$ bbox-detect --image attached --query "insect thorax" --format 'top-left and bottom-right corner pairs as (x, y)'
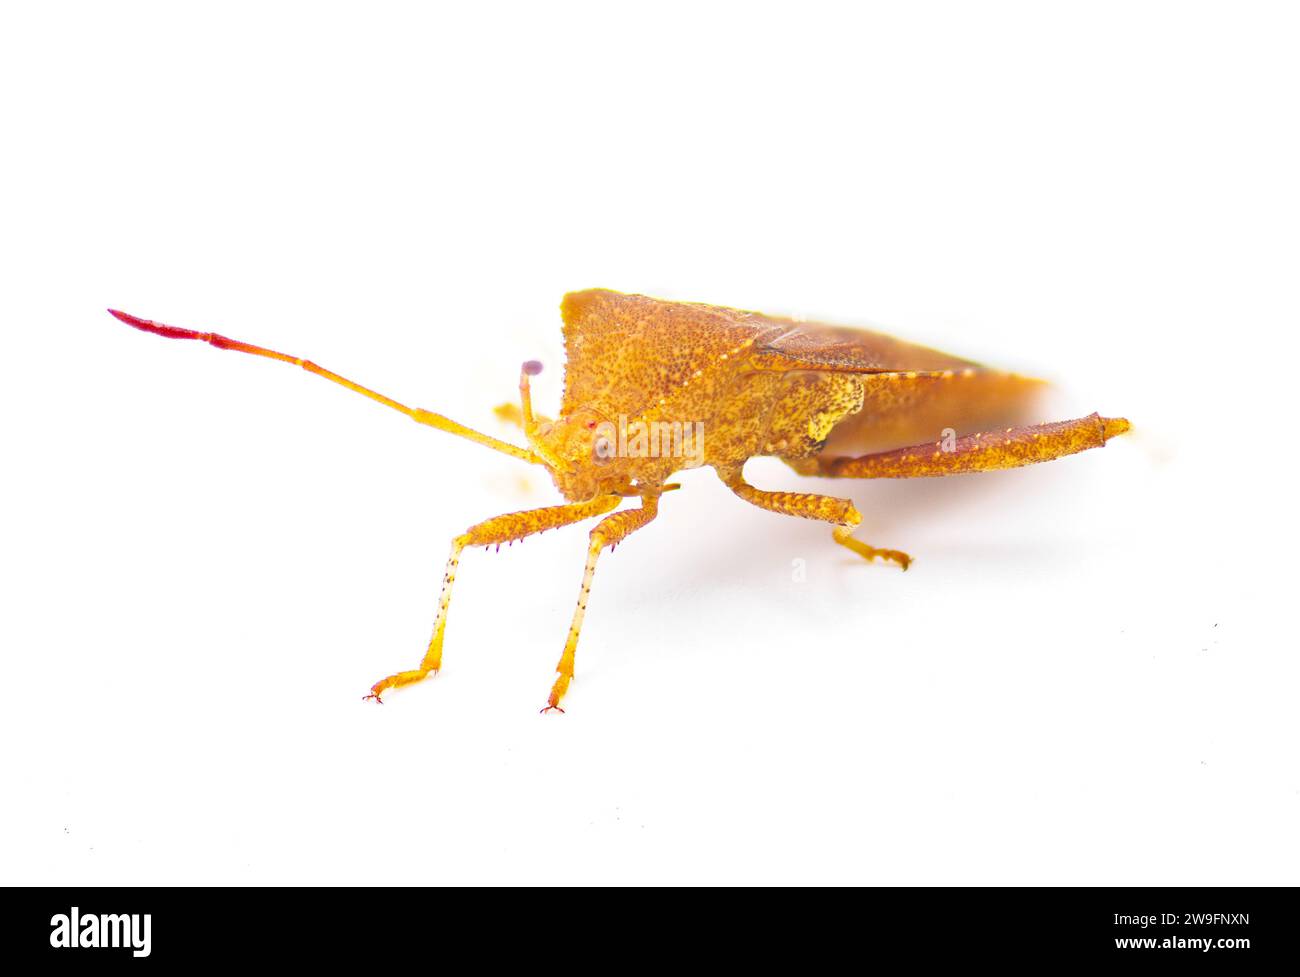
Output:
(704, 369), (867, 464)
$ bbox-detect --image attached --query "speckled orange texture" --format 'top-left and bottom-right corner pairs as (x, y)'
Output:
(363, 494), (623, 704)
(818, 413), (1131, 479)
(110, 291), (1129, 711)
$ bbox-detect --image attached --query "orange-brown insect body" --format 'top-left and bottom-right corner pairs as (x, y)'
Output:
(534, 290), (1076, 496)
(537, 290), (870, 500)
(110, 290), (1129, 712)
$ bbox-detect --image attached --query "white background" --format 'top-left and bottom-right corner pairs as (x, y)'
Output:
(2, 1), (1296, 886)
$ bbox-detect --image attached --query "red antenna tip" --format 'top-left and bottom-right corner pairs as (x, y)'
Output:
(107, 308), (147, 328)
(107, 308), (204, 341)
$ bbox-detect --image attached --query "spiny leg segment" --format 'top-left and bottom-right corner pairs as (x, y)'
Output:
(108, 309), (539, 464)
(814, 413), (1131, 478)
(747, 414), (1129, 568)
(364, 495), (623, 702)
(543, 495), (661, 713)
(719, 469), (911, 570)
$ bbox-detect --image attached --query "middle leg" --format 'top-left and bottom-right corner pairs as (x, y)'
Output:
(717, 467), (911, 570)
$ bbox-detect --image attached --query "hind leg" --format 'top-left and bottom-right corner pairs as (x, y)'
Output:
(814, 413), (1130, 478)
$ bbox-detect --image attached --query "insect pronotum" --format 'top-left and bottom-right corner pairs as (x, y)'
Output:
(110, 289), (1130, 712)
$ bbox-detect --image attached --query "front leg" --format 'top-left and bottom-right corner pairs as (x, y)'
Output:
(718, 467), (911, 570)
(365, 495), (621, 702)
(543, 494), (661, 713)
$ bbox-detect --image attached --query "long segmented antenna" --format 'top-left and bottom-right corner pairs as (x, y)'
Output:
(108, 309), (542, 465)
